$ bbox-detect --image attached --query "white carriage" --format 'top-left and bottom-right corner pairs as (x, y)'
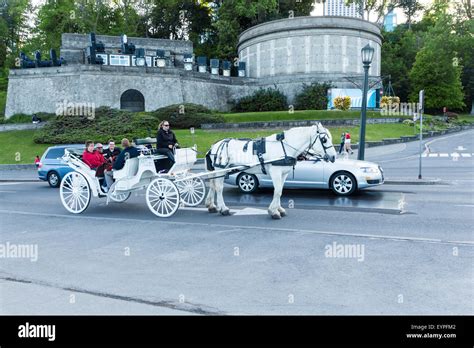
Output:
(59, 146), (206, 218)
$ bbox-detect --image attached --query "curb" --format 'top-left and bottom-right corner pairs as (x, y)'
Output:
(384, 179), (450, 185)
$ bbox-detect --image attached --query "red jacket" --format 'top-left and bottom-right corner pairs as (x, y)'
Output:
(82, 150), (105, 169)
(345, 133), (351, 139)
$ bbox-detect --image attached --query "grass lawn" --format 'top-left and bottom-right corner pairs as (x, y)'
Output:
(175, 123), (419, 153)
(0, 122), (458, 164)
(458, 114), (474, 123)
(219, 109), (411, 123)
(0, 130), (53, 164)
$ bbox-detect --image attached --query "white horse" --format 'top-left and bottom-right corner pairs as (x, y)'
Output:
(204, 123), (337, 219)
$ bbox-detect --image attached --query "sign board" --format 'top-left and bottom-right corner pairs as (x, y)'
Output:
(327, 88), (378, 109)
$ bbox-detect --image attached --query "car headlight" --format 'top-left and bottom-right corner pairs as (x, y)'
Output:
(360, 167), (379, 173)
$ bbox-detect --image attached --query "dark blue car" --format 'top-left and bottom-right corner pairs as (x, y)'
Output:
(38, 144), (84, 187)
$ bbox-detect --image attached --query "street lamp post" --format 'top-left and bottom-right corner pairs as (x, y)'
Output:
(358, 43), (375, 161)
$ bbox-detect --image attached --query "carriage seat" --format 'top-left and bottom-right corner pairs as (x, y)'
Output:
(113, 157), (139, 180)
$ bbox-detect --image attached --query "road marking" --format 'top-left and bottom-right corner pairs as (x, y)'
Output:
(0, 209), (472, 247)
(455, 204), (474, 208)
(233, 207), (268, 216)
(461, 153), (471, 157)
(0, 182), (25, 186)
(428, 153), (438, 157)
(456, 146), (466, 151)
(421, 154), (427, 158)
(439, 153), (449, 157)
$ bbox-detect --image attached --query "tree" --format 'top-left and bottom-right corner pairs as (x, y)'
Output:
(213, 0), (278, 59)
(394, 0), (423, 28)
(345, 0), (390, 23)
(381, 26), (420, 102)
(0, 0), (31, 69)
(409, 15), (465, 111)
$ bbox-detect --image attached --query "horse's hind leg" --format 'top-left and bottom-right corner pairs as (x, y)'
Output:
(214, 177), (230, 216)
(205, 178), (218, 213)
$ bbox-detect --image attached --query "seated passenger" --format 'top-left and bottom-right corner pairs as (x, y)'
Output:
(156, 120), (178, 163)
(82, 140), (106, 170)
(104, 138), (140, 190)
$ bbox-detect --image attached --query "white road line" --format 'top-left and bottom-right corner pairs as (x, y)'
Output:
(455, 204), (474, 208)
(0, 209), (472, 247)
(421, 154), (427, 158)
(233, 207), (268, 216)
(428, 153), (438, 157)
(439, 153), (449, 157)
(461, 153), (471, 157)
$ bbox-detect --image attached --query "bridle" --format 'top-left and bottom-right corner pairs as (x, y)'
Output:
(304, 129), (334, 159)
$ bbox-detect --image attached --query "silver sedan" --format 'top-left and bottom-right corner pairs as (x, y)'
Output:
(225, 157), (384, 196)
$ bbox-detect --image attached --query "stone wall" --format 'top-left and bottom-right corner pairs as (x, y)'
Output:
(5, 65), (260, 116)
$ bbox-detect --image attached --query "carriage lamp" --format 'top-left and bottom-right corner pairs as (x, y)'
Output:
(183, 54), (193, 71)
(358, 43), (375, 161)
(156, 49), (166, 68)
(197, 56), (207, 73)
(222, 60), (231, 76)
(210, 59), (220, 75)
(238, 61), (246, 77)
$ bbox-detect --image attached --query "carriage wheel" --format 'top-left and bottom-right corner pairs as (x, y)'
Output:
(108, 182), (131, 203)
(176, 177), (206, 207)
(60, 171), (91, 214)
(146, 178), (180, 218)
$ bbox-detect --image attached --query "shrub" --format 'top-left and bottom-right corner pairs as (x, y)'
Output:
(293, 82), (332, 110)
(33, 104), (223, 144)
(403, 119), (414, 126)
(150, 103), (224, 129)
(333, 96), (351, 111)
(232, 87), (288, 112)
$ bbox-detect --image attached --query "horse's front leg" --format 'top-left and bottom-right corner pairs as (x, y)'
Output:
(268, 167), (284, 219)
(205, 178), (218, 213)
(277, 171), (289, 217)
(214, 177), (230, 215)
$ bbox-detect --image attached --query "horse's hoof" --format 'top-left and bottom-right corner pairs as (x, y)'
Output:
(208, 207), (218, 213)
(271, 213), (282, 220)
(221, 209), (231, 216)
(279, 210), (287, 217)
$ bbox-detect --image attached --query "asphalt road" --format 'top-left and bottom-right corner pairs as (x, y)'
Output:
(0, 130), (473, 315)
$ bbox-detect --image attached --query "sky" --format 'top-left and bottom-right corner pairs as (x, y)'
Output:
(310, 0), (436, 24)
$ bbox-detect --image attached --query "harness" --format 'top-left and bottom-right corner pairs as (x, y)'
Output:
(207, 130), (334, 175)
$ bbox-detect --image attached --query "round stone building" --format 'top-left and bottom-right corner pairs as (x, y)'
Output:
(238, 16), (381, 80)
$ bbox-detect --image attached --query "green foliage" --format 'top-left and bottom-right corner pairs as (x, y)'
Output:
(381, 26), (422, 102)
(231, 88), (288, 112)
(293, 82), (332, 110)
(149, 103), (224, 129)
(409, 15), (465, 111)
(33, 104), (222, 144)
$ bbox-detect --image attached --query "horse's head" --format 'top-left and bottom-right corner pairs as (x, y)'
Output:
(309, 123), (337, 163)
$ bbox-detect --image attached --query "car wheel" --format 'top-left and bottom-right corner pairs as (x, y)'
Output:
(237, 173), (259, 193)
(330, 172), (357, 196)
(47, 171), (60, 188)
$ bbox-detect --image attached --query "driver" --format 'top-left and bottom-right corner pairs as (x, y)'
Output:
(156, 120), (178, 163)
